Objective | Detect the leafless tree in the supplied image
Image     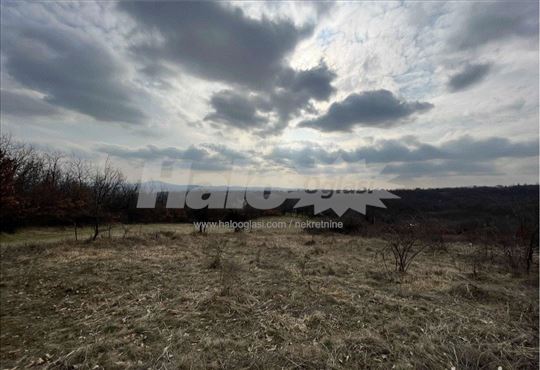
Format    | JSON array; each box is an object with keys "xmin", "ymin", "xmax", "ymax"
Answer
[
  {"xmin": 65, "ymin": 158, "xmax": 92, "ymax": 239},
  {"xmin": 89, "ymin": 158, "xmax": 124, "ymax": 240},
  {"xmin": 384, "ymin": 221, "xmax": 429, "ymax": 273}
]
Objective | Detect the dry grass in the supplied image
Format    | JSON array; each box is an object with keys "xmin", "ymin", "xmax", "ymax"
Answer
[{"xmin": 1, "ymin": 225, "xmax": 538, "ymax": 369}]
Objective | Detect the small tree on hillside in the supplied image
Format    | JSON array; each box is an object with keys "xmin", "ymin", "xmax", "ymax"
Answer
[{"xmin": 384, "ymin": 221, "xmax": 428, "ymax": 273}]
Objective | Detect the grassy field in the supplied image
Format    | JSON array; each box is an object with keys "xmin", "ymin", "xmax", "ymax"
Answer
[
  {"xmin": 0, "ymin": 217, "xmax": 307, "ymax": 246},
  {"xmin": 0, "ymin": 223, "xmax": 193, "ymax": 246},
  {"xmin": 1, "ymin": 220, "xmax": 538, "ymax": 369}
]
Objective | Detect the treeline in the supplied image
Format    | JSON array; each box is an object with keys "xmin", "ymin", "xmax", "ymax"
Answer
[
  {"xmin": 0, "ymin": 137, "xmax": 269, "ymax": 235},
  {"xmin": 0, "ymin": 136, "xmax": 138, "ymax": 238},
  {"xmin": 1, "ymin": 136, "xmax": 538, "ymax": 244},
  {"xmin": 298, "ymin": 185, "xmax": 539, "ymax": 237}
]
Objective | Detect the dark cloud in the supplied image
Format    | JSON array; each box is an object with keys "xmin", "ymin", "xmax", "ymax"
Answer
[
  {"xmin": 343, "ymin": 139, "xmax": 441, "ymax": 164},
  {"xmin": 349, "ymin": 135, "xmax": 538, "ymax": 164},
  {"xmin": 451, "ymin": 2, "xmax": 539, "ymax": 50},
  {"xmin": 0, "ymin": 90, "xmax": 59, "ymax": 117},
  {"xmin": 2, "ymin": 24, "xmax": 147, "ymax": 124},
  {"xmin": 204, "ymin": 90, "xmax": 268, "ymax": 129},
  {"xmin": 278, "ymin": 63, "xmax": 337, "ymax": 101},
  {"xmin": 205, "ymin": 62, "xmax": 337, "ymax": 135},
  {"xmin": 98, "ymin": 142, "xmax": 255, "ymax": 171},
  {"xmin": 436, "ymin": 136, "xmax": 539, "ymax": 161},
  {"xmin": 298, "ymin": 90, "xmax": 433, "ymax": 132},
  {"xmin": 99, "ymin": 144, "xmax": 208, "ymax": 162},
  {"xmin": 137, "ymin": 63, "xmax": 176, "ymax": 90},
  {"xmin": 119, "ymin": 2, "xmax": 338, "ymax": 134},
  {"xmin": 118, "ymin": 1, "xmax": 313, "ymax": 90},
  {"xmin": 100, "ymin": 134, "xmax": 537, "ymax": 178},
  {"xmin": 267, "ymin": 136, "xmax": 538, "ymax": 174},
  {"xmin": 448, "ymin": 63, "xmax": 491, "ymax": 92},
  {"xmin": 270, "ymin": 62, "xmax": 337, "ymax": 120}
]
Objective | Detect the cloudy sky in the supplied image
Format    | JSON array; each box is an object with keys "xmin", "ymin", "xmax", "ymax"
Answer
[{"xmin": 1, "ymin": 1, "xmax": 538, "ymax": 189}]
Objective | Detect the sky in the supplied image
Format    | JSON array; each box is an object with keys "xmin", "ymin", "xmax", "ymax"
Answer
[{"xmin": 1, "ymin": 1, "xmax": 539, "ymax": 189}]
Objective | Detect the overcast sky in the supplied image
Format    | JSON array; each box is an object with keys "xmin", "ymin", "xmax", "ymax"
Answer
[{"xmin": 1, "ymin": 1, "xmax": 538, "ymax": 189}]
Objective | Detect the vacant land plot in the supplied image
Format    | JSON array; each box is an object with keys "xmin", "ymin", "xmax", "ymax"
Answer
[{"xmin": 1, "ymin": 224, "xmax": 538, "ymax": 369}]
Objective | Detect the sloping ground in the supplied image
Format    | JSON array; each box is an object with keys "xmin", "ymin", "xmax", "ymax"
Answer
[{"xmin": 1, "ymin": 230, "xmax": 538, "ymax": 369}]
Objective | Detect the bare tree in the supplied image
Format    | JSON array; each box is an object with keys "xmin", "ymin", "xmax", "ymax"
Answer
[
  {"xmin": 0, "ymin": 136, "xmax": 135, "ymax": 236},
  {"xmin": 489, "ymin": 198, "xmax": 540, "ymax": 274},
  {"xmin": 384, "ymin": 222, "xmax": 428, "ymax": 273},
  {"xmin": 89, "ymin": 158, "xmax": 124, "ymax": 240},
  {"xmin": 65, "ymin": 158, "xmax": 91, "ymax": 240},
  {"xmin": 0, "ymin": 137, "xmax": 20, "ymax": 231}
]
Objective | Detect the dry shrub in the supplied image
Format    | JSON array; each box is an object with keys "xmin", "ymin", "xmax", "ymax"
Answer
[
  {"xmin": 492, "ymin": 229, "xmax": 539, "ymax": 275},
  {"xmin": 383, "ymin": 223, "xmax": 428, "ymax": 273},
  {"xmin": 201, "ymin": 239, "xmax": 242, "ymax": 295}
]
